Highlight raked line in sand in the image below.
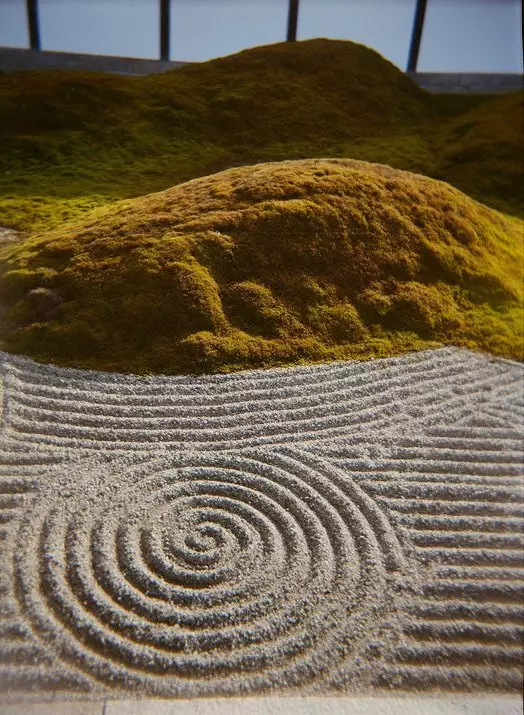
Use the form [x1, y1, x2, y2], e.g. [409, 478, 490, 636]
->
[0, 347, 522, 703]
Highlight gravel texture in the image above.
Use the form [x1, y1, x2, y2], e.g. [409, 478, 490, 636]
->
[0, 347, 522, 703]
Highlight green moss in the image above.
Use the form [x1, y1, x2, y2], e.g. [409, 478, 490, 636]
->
[1, 39, 522, 236]
[332, 133, 439, 177]
[307, 303, 368, 343]
[0, 195, 116, 234]
[224, 281, 304, 338]
[1, 158, 521, 374]
[383, 282, 464, 336]
[430, 93, 523, 213]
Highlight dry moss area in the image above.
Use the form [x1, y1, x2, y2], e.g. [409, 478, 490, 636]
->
[0, 159, 521, 374]
[1, 39, 522, 235]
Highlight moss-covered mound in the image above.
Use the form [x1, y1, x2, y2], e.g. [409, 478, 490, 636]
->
[0, 159, 521, 374]
[1, 39, 522, 234]
[432, 92, 524, 216]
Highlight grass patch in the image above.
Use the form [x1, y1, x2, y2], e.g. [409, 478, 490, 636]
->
[0, 158, 521, 374]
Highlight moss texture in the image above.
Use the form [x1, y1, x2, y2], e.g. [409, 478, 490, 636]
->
[0, 39, 522, 235]
[0, 158, 521, 374]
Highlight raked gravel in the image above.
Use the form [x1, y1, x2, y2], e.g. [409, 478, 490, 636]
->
[0, 347, 522, 703]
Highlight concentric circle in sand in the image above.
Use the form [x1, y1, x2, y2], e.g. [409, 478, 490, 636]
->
[13, 449, 409, 695]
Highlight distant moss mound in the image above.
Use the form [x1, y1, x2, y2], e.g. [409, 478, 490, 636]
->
[433, 92, 524, 216]
[0, 159, 522, 374]
[1, 38, 522, 234]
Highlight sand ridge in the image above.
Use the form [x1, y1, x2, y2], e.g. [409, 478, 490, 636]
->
[0, 348, 522, 701]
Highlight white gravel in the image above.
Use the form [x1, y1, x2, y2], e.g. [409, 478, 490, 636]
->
[0, 347, 522, 703]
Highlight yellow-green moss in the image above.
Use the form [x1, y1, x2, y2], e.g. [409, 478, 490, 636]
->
[0, 158, 521, 374]
[307, 303, 368, 343]
[224, 281, 305, 338]
[1, 39, 522, 235]
[430, 92, 524, 217]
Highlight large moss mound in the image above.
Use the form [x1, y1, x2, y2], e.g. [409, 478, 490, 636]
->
[0, 159, 521, 374]
[1, 39, 522, 234]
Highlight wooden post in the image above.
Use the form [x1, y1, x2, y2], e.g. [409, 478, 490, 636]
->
[407, 0, 427, 72]
[160, 0, 170, 61]
[26, 0, 41, 51]
[287, 0, 300, 42]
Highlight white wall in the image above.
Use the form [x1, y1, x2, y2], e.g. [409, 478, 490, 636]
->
[39, 0, 160, 58]
[0, 0, 28, 48]
[297, 0, 417, 70]
[170, 0, 288, 62]
[418, 0, 523, 72]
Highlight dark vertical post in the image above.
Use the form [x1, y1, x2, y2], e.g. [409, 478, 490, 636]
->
[160, 0, 170, 61]
[407, 0, 427, 72]
[287, 0, 300, 42]
[521, 0, 523, 72]
[26, 0, 41, 51]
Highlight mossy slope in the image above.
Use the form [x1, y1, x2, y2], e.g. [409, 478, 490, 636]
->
[1, 39, 522, 233]
[432, 92, 524, 216]
[0, 159, 521, 374]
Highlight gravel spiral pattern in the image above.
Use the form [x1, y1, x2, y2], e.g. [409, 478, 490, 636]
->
[0, 347, 522, 700]
[13, 449, 407, 695]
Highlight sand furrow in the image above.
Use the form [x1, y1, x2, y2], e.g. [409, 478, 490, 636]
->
[375, 498, 524, 518]
[426, 428, 523, 443]
[345, 471, 522, 488]
[411, 602, 524, 624]
[421, 582, 523, 605]
[394, 643, 523, 666]
[403, 621, 524, 644]
[0, 347, 522, 701]
[0, 665, 94, 694]
[434, 566, 524, 581]
[409, 531, 524, 549]
[3, 346, 479, 392]
[414, 547, 524, 567]
[3, 349, 516, 448]
[8, 353, 478, 408]
[395, 514, 524, 533]
[359, 481, 522, 502]
[7, 361, 497, 428]
[372, 664, 524, 691]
